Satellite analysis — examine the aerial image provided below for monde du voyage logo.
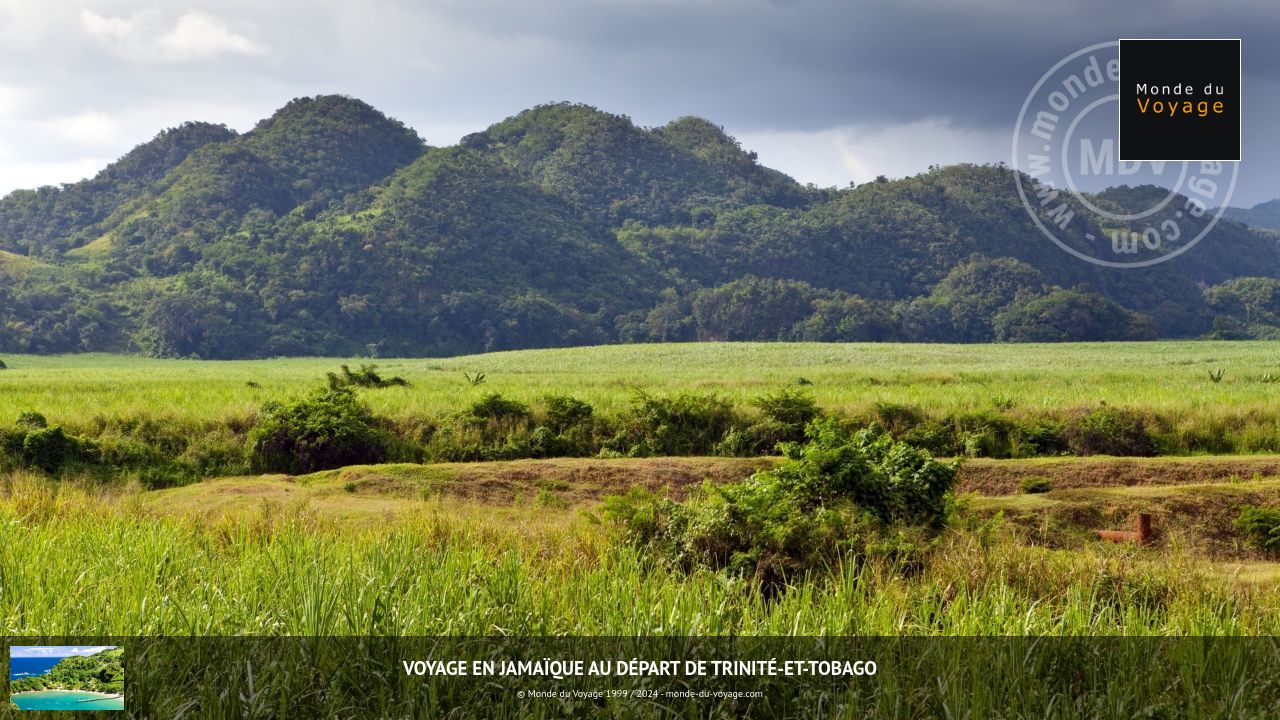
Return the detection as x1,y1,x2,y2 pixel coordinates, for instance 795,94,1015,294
1012,40,1241,268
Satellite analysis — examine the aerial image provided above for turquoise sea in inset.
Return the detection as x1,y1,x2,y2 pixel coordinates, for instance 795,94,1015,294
11,689,124,710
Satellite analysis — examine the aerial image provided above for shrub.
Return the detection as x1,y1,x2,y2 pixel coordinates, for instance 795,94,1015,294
468,393,531,422
608,392,739,457
952,412,1018,458
1234,506,1280,555
520,425,577,459
422,394,538,462
900,421,960,456
249,389,390,474
16,411,47,430
0,427,23,464
532,395,600,457
2,412,97,475
1017,418,1068,456
88,435,207,489
716,419,796,457
718,387,822,455
429,410,557,463
1019,476,1053,494
326,364,408,390
21,425,94,474
752,387,819,427
872,401,925,434
423,423,489,462
542,395,594,434
0,359,7,369
604,420,959,592
1064,406,1155,456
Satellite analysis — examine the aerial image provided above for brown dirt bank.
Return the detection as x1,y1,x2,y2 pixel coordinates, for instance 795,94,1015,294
958,455,1280,495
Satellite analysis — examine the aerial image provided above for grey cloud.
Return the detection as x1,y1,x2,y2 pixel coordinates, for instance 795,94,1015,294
0,0,1275,204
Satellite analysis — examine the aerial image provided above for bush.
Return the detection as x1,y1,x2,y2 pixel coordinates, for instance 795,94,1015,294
604,420,959,592
872,402,925,434
426,395,599,462
1017,418,1068,456
498,425,578,460
22,426,90,473
716,419,796,457
16,411,47,430
1019,476,1053,494
542,395,593,433
0,359,7,369
540,395,600,456
718,387,822,455
607,392,740,457
1064,406,1155,456
1234,506,1280,555
952,411,1018,458
752,387,819,427
249,389,390,474
2,412,96,474
326,364,408,390
0,427,23,463
468,393,531,422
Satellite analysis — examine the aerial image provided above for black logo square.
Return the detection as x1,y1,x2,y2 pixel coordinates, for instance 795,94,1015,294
1119,39,1240,161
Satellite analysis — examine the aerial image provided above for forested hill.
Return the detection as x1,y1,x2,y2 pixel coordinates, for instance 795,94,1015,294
1223,199,1280,234
2,95,1279,358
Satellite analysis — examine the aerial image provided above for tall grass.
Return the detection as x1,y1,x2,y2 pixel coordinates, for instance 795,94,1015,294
2,474,1275,638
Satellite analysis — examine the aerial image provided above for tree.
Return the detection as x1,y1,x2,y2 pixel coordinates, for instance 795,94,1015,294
994,288,1157,342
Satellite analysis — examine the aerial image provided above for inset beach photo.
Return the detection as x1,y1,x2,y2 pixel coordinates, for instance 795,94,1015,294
9,646,124,711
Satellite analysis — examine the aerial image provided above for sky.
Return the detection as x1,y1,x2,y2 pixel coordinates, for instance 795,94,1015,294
10,646,116,658
1,0,1277,206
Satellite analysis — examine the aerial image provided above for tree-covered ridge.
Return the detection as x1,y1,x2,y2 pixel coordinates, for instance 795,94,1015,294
10,648,125,695
1223,198,1280,234
1,96,1279,357
0,122,236,255
466,103,816,225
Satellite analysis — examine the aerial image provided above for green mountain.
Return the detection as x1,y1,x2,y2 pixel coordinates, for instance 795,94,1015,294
0,121,236,255
464,106,809,226
1222,199,1280,234
2,96,1279,357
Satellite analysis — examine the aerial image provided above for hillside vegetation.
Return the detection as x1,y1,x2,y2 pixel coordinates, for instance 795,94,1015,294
3,97,1280,357
1224,199,1280,234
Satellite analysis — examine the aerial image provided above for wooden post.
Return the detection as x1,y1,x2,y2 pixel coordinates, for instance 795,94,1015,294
1097,513,1153,545
1135,513,1152,545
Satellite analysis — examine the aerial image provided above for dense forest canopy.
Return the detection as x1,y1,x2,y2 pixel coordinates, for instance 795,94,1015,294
1,95,1278,358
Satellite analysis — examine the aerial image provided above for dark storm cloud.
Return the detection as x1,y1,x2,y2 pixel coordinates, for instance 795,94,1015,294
406,0,1280,130
0,0,1276,203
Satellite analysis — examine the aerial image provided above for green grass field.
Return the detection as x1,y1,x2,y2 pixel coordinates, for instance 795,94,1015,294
2,343,1279,644
3,341,1280,426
